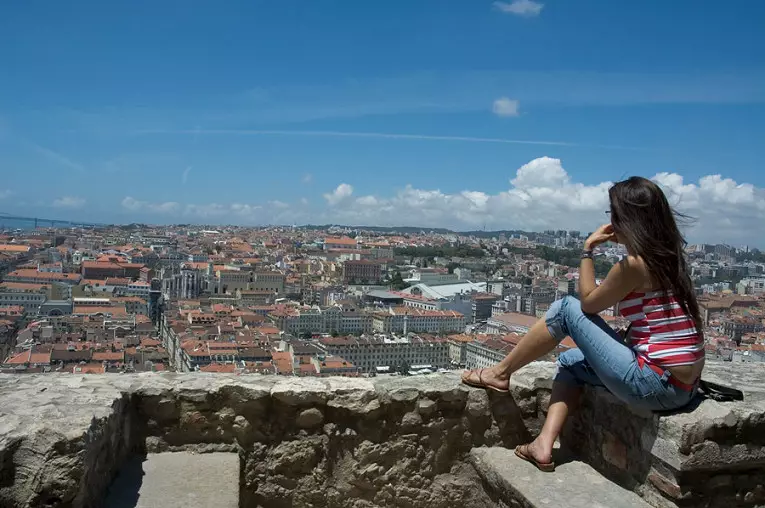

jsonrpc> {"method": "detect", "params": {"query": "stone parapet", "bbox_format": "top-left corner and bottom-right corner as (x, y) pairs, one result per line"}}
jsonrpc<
(563, 361), (765, 508)
(0, 360), (761, 507)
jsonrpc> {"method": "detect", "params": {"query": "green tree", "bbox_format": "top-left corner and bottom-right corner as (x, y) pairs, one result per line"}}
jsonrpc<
(389, 271), (410, 290)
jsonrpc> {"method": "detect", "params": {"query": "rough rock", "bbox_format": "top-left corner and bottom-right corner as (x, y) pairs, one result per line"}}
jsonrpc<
(0, 361), (761, 508)
(561, 360), (765, 508)
(296, 408), (325, 429)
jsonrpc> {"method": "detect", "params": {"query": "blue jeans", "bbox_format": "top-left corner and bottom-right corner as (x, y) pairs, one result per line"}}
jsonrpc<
(546, 296), (696, 411)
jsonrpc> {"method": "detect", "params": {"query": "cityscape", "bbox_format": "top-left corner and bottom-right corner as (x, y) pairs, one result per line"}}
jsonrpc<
(1, 1), (764, 506)
(0, 224), (762, 377)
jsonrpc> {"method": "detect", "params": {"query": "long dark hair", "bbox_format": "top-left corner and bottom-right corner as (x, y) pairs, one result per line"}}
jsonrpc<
(609, 177), (703, 333)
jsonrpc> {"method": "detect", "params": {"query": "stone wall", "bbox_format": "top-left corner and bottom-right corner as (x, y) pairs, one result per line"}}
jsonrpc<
(562, 361), (765, 508)
(0, 364), (553, 508)
(0, 360), (762, 508)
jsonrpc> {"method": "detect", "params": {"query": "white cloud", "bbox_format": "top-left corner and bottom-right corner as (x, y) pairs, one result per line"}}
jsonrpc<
(182, 166), (192, 184)
(269, 200), (290, 209)
(324, 183), (354, 206)
(493, 0), (543, 17)
(121, 196), (180, 214)
(52, 196), (86, 209)
(492, 97), (520, 117)
(356, 195), (380, 207)
(121, 196), (263, 220)
(115, 161), (765, 245)
(510, 156), (569, 188)
(230, 203), (262, 216)
(301, 173), (313, 184)
(313, 157), (765, 245)
(184, 203), (227, 218)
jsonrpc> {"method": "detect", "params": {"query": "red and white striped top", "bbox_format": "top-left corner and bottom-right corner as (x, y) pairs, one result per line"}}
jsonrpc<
(619, 290), (704, 368)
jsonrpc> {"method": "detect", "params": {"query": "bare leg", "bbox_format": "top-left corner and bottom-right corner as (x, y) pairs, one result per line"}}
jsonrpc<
(519, 380), (582, 464)
(493, 319), (559, 378)
(462, 318), (559, 389)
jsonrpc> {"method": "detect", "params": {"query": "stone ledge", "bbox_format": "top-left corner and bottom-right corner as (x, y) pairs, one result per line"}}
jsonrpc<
(0, 360), (762, 508)
(470, 447), (652, 508)
(562, 360), (765, 508)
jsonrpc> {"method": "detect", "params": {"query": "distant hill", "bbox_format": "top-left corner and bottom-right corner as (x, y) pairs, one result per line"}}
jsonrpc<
(297, 224), (532, 237)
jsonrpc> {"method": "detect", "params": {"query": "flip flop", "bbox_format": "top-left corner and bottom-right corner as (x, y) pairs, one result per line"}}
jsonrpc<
(461, 368), (510, 394)
(515, 444), (555, 472)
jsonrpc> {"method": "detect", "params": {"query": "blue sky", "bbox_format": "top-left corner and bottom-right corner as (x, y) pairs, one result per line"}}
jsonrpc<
(1, 0), (764, 244)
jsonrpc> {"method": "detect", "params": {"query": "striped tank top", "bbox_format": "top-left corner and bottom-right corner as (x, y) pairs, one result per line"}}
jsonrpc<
(619, 290), (704, 368)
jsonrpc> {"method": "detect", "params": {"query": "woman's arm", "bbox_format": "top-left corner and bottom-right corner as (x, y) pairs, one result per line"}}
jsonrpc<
(579, 258), (642, 314)
(578, 224), (642, 314)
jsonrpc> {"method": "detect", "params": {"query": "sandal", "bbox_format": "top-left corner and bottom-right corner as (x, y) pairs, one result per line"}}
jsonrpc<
(515, 444), (555, 472)
(461, 368), (510, 393)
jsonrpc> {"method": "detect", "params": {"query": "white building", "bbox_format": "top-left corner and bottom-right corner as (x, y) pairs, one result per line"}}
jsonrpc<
(404, 269), (459, 287)
(465, 338), (514, 370)
(318, 335), (450, 374)
(737, 277), (765, 295)
(371, 307), (466, 334)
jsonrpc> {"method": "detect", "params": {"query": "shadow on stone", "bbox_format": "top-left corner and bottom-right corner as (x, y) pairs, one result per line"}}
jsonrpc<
(103, 456), (146, 508)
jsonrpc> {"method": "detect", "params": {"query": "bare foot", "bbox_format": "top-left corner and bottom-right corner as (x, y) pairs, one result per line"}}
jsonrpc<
(461, 367), (510, 392)
(517, 438), (553, 465)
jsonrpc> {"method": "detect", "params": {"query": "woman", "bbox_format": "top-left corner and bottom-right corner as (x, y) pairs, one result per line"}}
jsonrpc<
(462, 176), (704, 472)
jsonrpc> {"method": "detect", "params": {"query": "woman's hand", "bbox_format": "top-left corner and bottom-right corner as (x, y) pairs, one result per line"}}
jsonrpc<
(584, 223), (617, 250)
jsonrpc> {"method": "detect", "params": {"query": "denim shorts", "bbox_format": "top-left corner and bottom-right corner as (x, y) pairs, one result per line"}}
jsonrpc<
(546, 296), (697, 412)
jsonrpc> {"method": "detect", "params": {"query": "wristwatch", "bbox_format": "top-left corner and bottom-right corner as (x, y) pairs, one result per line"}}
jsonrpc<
(581, 249), (594, 259)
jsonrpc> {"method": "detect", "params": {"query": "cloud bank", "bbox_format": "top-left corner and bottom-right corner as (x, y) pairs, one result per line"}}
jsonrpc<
(120, 157), (765, 245)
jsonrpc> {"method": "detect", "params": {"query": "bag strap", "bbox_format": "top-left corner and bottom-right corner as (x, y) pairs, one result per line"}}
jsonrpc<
(699, 380), (744, 402)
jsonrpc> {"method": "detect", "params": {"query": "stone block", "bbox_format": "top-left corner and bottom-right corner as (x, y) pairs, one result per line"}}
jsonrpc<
(470, 446), (652, 508)
(561, 360), (765, 507)
(104, 452), (239, 508)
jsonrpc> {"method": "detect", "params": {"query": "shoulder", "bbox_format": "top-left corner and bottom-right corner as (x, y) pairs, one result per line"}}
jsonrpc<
(614, 255), (648, 281)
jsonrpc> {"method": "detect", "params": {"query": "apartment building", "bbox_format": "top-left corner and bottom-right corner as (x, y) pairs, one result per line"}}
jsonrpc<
(737, 277), (765, 295)
(446, 334), (474, 367)
(722, 315), (765, 345)
(236, 289), (275, 306)
(472, 293), (501, 323)
(318, 335), (449, 374)
(0, 282), (50, 315)
(81, 261), (144, 280)
(4, 270), (81, 285)
(371, 307), (465, 334)
(269, 305), (372, 336)
(342, 260), (382, 284)
(465, 338), (515, 370)
(218, 269), (251, 293)
(324, 237), (359, 250)
(252, 271), (285, 294)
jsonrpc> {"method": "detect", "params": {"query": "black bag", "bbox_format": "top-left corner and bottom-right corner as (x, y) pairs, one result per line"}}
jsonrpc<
(698, 380), (744, 402)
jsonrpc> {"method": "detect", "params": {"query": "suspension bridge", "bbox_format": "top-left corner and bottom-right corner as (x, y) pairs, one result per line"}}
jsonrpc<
(0, 212), (108, 229)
